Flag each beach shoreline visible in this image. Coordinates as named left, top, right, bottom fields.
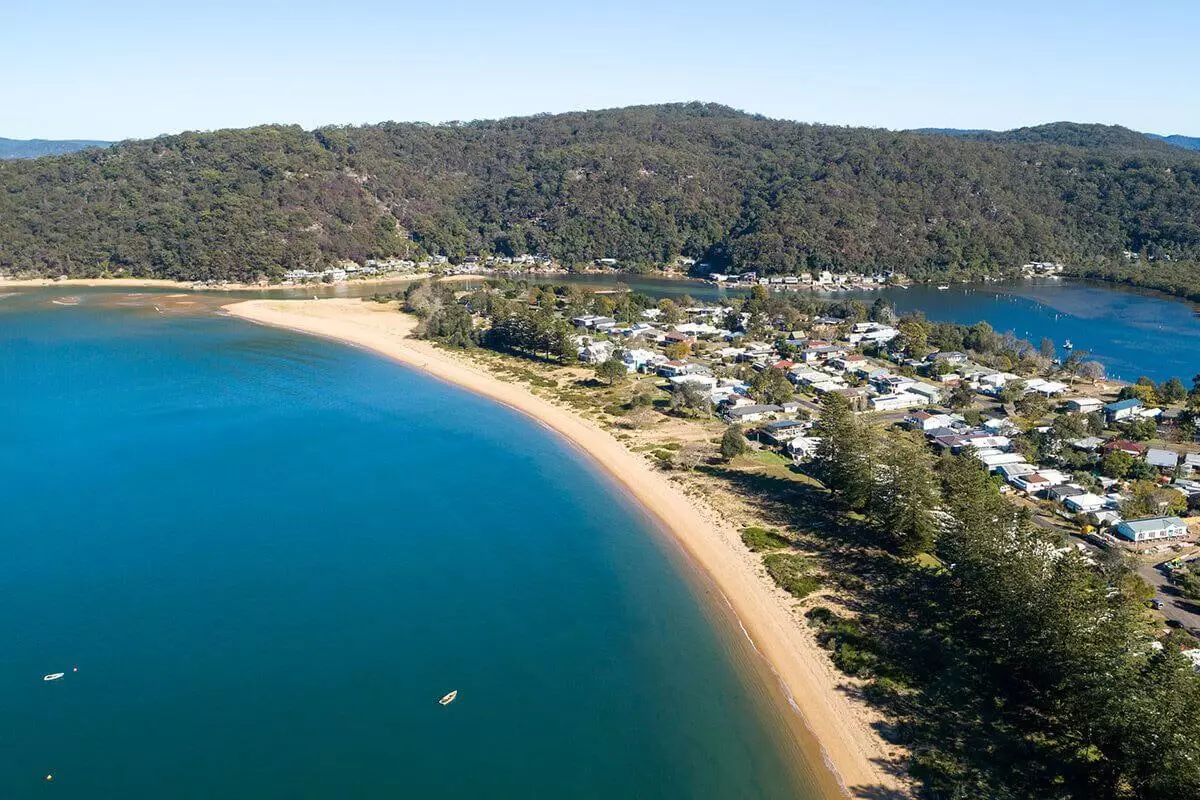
left=222, top=297, right=905, bottom=798
left=0, top=274, right=432, bottom=292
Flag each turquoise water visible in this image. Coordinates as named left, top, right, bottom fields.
left=0, top=296, right=829, bottom=799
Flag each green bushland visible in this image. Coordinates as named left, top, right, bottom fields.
left=763, top=553, right=821, bottom=599
left=2, top=105, right=1197, bottom=292
left=740, top=526, right=792, bottom=552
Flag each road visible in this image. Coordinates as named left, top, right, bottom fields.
left=1020, top=499, right=1200, bottom=632
left=1138, top=557, right=1200, bottom=633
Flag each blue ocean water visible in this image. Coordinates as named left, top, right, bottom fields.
left=0, top=295, right=829, bottom=799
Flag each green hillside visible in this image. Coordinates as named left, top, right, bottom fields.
left=1, top=104, right=1197, bottom=289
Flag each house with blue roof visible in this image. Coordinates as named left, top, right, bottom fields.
left=1104, top=398, right=1144, bottom=423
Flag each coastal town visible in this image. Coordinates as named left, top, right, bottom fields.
left=403, top=276, right=1200, bottom=645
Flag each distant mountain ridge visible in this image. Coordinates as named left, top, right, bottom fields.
left=1148, top=133, right=1200, bottom=151
left=0, top=137, right=111, bottom=160
left=911, top=123, right=1198, bottom=152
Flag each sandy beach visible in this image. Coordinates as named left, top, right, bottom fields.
left=224, top=298, right=903, bottom=797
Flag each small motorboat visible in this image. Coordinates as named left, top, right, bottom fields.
left=439, top=690, right=458, bottom=706
left=43, top=673, right=65, bottom=682
left=936, top=284, right=950, bottom=291
left=1063, top=340, right=1074, bottom=350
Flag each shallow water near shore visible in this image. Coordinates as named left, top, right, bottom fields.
left=0, top=298, right=835, bottom=799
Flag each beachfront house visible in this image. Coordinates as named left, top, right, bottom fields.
left=622, top=348, right=666, bottom=373
left=657, top=361, right=708, bottom=379
left=579, top=341, right=616, bottom=363
left=1115, top=516, right=1188, bottom=543
left=725, top=404, right=782, bottom=423
left=787, top=436, right=820, bottom=461
left=759, top=418, right=810, bottom=445
left=669, top=374, right=719, bottom=391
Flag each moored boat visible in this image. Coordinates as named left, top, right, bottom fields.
left=439, top=690, right=458, bottom=706
left=43, top=672, right=65, bottom=681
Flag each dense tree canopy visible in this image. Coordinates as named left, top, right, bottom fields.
left=1, top=104, right=1198, bottom=288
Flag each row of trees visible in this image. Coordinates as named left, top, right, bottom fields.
left=807, top=393, right=1200, bottom=797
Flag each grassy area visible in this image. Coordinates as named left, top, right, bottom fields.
left=763, top=552, right=822, bottom=599
left=740, top=526, right=792, bottom=552
left=746, top=450, right=792, bottom=468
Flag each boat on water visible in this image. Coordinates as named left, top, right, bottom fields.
left=1063, top=340, right=1074, bottom=350
left=439, top=690, right=458, bottom=706
left=43, top=673, right=65, bottom=682
left=936, top=284, right=950, bottom=290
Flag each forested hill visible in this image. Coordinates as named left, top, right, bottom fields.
left=0, top=137, right=111, bottom=159
left=1, top=103, right=1198, bottom=285
left=1150, top=133, right=1200, bottom=151
left=911, top=122, right=1184, bottom=153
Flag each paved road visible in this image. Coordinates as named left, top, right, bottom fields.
left=1138, top=558, right=1200, bottom=632
left=1023, top=503, right=1200, bottom=632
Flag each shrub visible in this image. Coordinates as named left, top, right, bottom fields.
left=741, top=526, right=792, bottom=552
left=763, top=553, right=821, bottom=598
left=804, top=606, right=836, bottom=627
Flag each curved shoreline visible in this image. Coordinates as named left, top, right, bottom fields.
left=222, top=297, right=904, bottom=798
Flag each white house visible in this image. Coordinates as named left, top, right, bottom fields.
left=978, top=452, right=1027, bottom=471
left=868, top=392, right=927, bottom=412
left=622, top=348, right=665, bottom=372
left=669, top=374, right=718, bottom=391
left=1115, top=516, right=1188, bottom=543
left=1066, top=397, right=1103, bottom=414
left=726, top=404, right=782, bottom=423
left=787, top=436, right=821, bottom=461
left=579, top=341, right=616, bottom=363
left=906, top=411, right=957, bottom=432
left=1065, top=493, right=1111, bottom=514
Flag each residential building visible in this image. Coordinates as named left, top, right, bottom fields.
left=1066, top=397, right=1103, bottom=414
left=1146, top=448, right=1180, bottom=470
left=868, top=392, right=927, bottom=412
left=725, top=404, right=783, bottom=423
left=1065, top=493, right=1111, bottom=514
left=1115, top=516, right=1188, bottom=543
left=1105, top=398, right=1144, bottom=423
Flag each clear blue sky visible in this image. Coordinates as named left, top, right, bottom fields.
left=2, top=0, right=1195, bottom=140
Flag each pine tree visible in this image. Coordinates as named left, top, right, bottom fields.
left=813, top=393, right=874, bottom=510
left=870, top=431, right=940, bottom=555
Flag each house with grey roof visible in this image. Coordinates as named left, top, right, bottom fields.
left=1115, top=516, right=1188, bottom=543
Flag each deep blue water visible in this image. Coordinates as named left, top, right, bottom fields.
left=0, top=296, right=828, bottom=799
left=838, top=280, right=1200, bottom=383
